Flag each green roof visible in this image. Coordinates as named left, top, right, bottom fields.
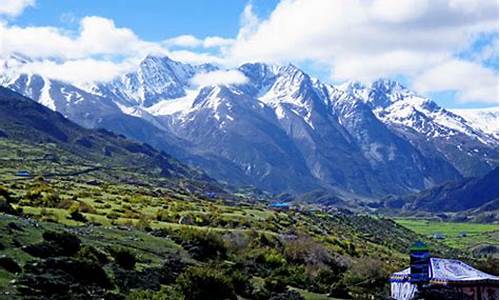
left=410, top=241, right=429, bottom=251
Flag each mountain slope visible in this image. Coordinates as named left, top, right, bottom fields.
left=0, top=86, right=216, bottom=189
left=383, top=167, right=499, bottom=212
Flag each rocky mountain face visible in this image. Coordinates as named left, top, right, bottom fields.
left=383, top=167, right=499, bottom=213
left=1, top=54, right=498, bottom=197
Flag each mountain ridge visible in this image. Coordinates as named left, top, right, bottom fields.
left=1, top=53, right=497, bottom=197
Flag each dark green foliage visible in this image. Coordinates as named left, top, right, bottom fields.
left=341, top=258, right=390, bottom=298
left=474, top=256, right=499, bottom=276
left=68, top=203, right=88, bottom=223
left=23, top=230, right=81, bottom=258
left=329, top=281, right=351, bottom=299
left=110, top=248, right=136, bottom=270
left=170, top=228, right=227, bottom=261
left=17, top=257, right=112, bottom=299
left=0, top=198, right=17, bottom=215
left=42, top=231, right=81, bottom=256
left=176, top=266, right=237, bottom=300
left=0, top=255, right=21, bottom=273
left=112, top=266, right=162, bottom=292
left=78, top=245, right=109, bottom=266
left=125, top=286, right=184, bottom=300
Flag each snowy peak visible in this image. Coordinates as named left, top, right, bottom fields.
left=451, top=107, right=499, bottom=139
left=0, top=53, right=33, bottom=70
left=93, top=54, right=219, bottom=109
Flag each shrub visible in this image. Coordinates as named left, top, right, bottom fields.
left=283, top=234, right=332, bottom=267
left=0, top=198, right=17, bottom=215
left=18, top=257, right=111, bottom=299
left=67, top=203, right=87, bottom=223
left=78, top=245, right=109, bottom=266
left=0, top=255, right=22, bottom=273
left=171, top=228, right=227, bottom=261
left=42, top=230, right=81, bottom=256
left=176, top=266, right=237, bottom=300
left=111, top=248, right=136, bottom=270
left=341, top=258, right=389, bottom=298
left=126, top=286, right=184, bottom=300
left=135, top=215, right=152, bottom=231
left=256, top=249, right=286, bottom=269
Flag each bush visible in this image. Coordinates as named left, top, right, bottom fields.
left=176, top=266, right=237, bottom=300
left=341, top=258, right=389, bottom=298
left=67, top=203, right=87, bottom=223
left=18, top=257, right=112, bottom=299
left=111, top=248, right=136, bottom=270
left=135, top=215, right=152, bottom=232
left=0, top=255, right=22, bottom=273
left=42, top=230, right=81, bottom=256
left=256, top=249, right=286, bottom=269
left=283, top=234, right=331, bottom=266
left=78, top=245, right=109, bottom=266
left=126, top=286, right=184, bottom=300
left=171, top=228, right=227, bottom=261
left=0, top=198, right=17, bottom=215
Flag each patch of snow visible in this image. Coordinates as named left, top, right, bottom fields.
left=39, top=78, right=56, bottom=111
left=145, top=89, right=199, bottom=116
left=450, top=107, right=499, bottom=139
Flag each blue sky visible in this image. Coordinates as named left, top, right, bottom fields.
left=12, top=1, right=278, bottom=40
left=0, top=0, right=498, bottom=109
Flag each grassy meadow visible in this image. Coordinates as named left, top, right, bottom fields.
left=394, top=218, right=498, bottom=252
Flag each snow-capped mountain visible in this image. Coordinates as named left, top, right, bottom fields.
left=450, top=107, right=499, bottom=140
left=91, top=54, right=218, bottom=108
left=0, top=55, right=122, bottom=128
left=336, top=80, right=498, bottom=177
left=1, top=53, right=497, bottom=196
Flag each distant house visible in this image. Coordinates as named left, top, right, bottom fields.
left=15, top=170, right=31, bottom=177
left=205, top=192, right=217, bottom=199
left=432, top=232, right=445, bottom=240
left=269, top=202, right=290, bottom=210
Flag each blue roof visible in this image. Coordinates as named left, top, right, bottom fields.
left=270, top=202, right=290, bottom=207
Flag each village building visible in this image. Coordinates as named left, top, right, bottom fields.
left=390, top=257, right=498, bottom=300
left=15, top=170, right=31, bottom=177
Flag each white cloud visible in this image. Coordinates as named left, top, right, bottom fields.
left=16, top=59, right=135, bottom=84
left=164, top=35, right=203, bottom=48
left=190, top=70, right=248, bottom=87
left=169, top=50, right=223, bottom=65
left=0, top=16, right=164, bottom=59
left=164, top=34, right=234, bottom=49
left=414, top=59, right=498, bottom=104
left=226, top=0, right=498, bottom=104
left=0, top=0, right=34, bottom=16
left=203, top=36, right=234, bottom=48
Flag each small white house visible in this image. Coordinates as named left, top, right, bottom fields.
left=390, top=257, right=498, bottom=300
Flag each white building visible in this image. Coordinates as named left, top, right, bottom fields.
left=390, top=257, right=498, bottom=300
